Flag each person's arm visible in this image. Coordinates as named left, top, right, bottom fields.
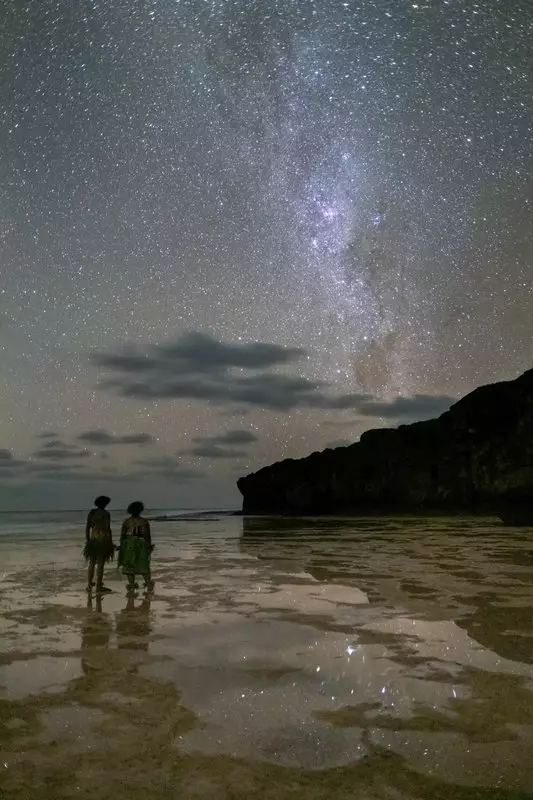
left=85, top=511, right=93, bottom=541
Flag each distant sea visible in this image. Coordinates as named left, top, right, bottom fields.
left=0, top=507, right=237, bottom=537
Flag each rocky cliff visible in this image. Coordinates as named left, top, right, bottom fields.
left=237, top=368, right=533, bottom=516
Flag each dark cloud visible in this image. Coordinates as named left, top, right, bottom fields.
left=1, top=459, right=89, bottom=480
left=97, top=364, right=366, bottom=415
left=40, top=438, right=78, bottom=450
left=358, top=394, right=455, bottom=421
left=92, top=331, right=306, bottom=374
left=0, top=450, right=20, bottom=482
left=92, top=333, right=335, bottom=411
left=183, top=428, right=258, bottom=459
left=93, top=331, right=455, bottom=418
left=219, top=407, right=250, bottom=417
left=187, top=444, right=248, bottom=459
left=33, top=445, right=92, bottom=461
left=32, top=438, right=93, bottom=462
left=132, top=456, right=202, bottom=482
left=0, top=450, right=27, bottom=471
left=77, top=429, right=153, bottom=445
left=35, top=431, right=60, bottom=440
left=108, top=371, right=339, bottom=411
left=212, top=430, right=258, bottom=445
left=93, top=332, right=418, bottom=412
left=326, top=392, right=375, bottom=410
left=133, top=456, right=181, bottom=469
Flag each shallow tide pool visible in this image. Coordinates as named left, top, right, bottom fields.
left=1, top=514, right=533, bottom=799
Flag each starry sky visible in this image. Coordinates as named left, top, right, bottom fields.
left=1, top=0, right=532, bottom=510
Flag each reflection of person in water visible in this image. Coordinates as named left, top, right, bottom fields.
left=116, top=594, right=152, bottom=653
left=80, top=595, right=112, bottom=675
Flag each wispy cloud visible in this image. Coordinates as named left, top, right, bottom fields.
left=77, top=429, right=153, bottom=445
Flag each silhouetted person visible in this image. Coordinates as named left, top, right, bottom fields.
left=117, top=501, right=154, bottom=593
left=84, top=495, right=115, bottom=594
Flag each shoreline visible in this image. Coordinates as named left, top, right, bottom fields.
left=235, top=510, right=515, bottom=523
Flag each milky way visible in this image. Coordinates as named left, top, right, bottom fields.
left=1, top=1, right=532, bottom=508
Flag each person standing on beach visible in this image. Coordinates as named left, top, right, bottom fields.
left=84, top=495, right=115, bottom=594
left=118, top=501, right=155, bottom=593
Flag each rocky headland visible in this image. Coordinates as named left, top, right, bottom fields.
left=237, top=368, right=533, bottom=520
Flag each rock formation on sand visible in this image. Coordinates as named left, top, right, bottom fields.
left=237, top=368, right=533, bottom=519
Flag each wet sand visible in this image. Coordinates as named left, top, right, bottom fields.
left=2, top=515, right=533, bottom=799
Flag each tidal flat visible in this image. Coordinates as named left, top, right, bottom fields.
left=1, top=513, right=533, bottom=799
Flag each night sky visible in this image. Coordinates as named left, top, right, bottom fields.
left=1, top=0, right=532, bottom=510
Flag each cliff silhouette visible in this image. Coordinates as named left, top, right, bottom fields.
left=237, top=368, right=533, bottom=519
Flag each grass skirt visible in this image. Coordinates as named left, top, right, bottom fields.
left=118, top=536, right=151, bottom=576
left=83, top=536, right=115, bottom=562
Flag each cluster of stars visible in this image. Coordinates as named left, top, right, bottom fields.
left=0, top=0, right=532, bottom=506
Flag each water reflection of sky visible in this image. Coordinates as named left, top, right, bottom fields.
left=1, top=516, right=533, bottom=788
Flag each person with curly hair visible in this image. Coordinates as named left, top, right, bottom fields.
left=83, top=495, right=114, bottom=594
left=118, top=501, right=154, bottom=593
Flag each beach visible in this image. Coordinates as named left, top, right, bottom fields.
left=1, top=511, right=533, bottom=799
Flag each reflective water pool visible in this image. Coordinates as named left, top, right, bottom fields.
left=1, top=515, right=533, bottom=798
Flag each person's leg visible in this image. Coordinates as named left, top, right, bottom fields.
left=126, top=572, right=137, bottom=590
left=95, top=556, right=113, bottom=592
left=95, top=556, right=105, bottom=589
left=143, top=546, right=154, bottom=591
left=87, top=556, right=96, bottom=590
left=143, top=570, right=154, bottom=592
